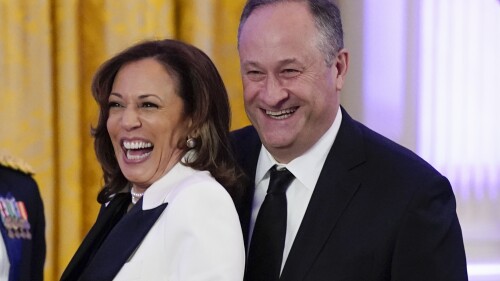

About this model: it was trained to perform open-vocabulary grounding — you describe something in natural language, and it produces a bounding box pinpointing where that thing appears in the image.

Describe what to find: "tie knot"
[267,165,295,194]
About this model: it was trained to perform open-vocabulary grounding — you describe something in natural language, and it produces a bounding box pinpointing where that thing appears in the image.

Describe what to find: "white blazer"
[113,162,245,281]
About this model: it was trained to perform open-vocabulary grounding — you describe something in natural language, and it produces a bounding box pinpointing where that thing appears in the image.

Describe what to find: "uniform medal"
[0,195,31,239]
[17,201,31,240]
[0,197,15,238]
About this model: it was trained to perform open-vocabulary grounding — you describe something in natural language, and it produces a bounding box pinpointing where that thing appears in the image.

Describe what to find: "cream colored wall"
[338,0,366,123]
[338,0,420,152]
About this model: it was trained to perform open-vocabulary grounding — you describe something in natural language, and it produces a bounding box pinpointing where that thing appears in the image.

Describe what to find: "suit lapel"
[60,193,131,281]
[232,126,261,248]
[281,109,366,280]
[78,198,168,281]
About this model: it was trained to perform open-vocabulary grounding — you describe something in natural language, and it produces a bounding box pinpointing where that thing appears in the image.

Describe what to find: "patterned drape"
[0,0,248,279]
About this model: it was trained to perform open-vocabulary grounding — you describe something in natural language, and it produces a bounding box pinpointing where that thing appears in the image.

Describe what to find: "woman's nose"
[121,107,141,130]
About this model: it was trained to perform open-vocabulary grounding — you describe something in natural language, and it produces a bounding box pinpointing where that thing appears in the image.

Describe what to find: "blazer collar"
[232,126,261,248]
[78,198,168,281]
[60,193,131,281]
[280,107,366,280]
[142,161,201,210]
[64,159,204,281]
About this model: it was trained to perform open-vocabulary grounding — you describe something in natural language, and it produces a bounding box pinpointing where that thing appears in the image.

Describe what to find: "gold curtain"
[0,0,249,279]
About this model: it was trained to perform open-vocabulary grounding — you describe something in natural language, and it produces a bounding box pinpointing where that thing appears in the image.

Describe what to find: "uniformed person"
[0,152,45,281]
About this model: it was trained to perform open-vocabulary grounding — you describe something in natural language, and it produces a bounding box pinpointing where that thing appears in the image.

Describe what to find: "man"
[232,0,468,280]
[0,152,46,281]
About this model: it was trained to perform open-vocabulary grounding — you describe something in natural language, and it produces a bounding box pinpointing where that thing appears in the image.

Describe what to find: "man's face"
[239,2,348,163]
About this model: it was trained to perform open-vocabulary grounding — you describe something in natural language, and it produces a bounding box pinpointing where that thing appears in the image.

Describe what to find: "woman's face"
[107,58,188,190]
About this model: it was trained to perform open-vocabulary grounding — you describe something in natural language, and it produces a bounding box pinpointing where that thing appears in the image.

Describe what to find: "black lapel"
[280,109,366,280]
[60,193,131,281]
[78,198,168,281]
[232,126,261,248]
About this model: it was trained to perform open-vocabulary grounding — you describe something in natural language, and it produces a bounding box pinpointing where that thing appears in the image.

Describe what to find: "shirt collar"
[141,152,199,210]
[255,108,342,190]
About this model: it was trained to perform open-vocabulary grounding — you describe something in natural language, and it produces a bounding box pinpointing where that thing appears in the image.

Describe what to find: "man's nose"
[262,75,288,106]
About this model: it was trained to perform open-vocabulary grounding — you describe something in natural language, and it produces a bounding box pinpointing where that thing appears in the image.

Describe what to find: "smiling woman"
[60,39,246,281]
[106,58,188,195]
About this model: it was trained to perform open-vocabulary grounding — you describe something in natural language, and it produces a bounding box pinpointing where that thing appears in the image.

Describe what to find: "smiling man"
[231,1,468,280]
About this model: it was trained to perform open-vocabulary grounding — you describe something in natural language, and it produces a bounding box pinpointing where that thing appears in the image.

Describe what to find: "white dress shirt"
[249,108,342,272]
[113,161,245,281]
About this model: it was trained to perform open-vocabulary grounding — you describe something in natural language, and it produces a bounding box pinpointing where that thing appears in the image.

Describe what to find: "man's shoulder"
[0,153,39,197]
[0,152,35,177]
[230,125,262,174]
[231,125,258,139]
[231,125,261,148]
[346,114,442,177]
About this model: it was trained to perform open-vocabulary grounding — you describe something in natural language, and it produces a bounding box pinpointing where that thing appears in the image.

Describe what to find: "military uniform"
[0,153,45,281]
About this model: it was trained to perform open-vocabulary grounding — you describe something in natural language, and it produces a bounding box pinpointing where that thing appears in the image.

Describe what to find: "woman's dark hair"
[92,39,244,203]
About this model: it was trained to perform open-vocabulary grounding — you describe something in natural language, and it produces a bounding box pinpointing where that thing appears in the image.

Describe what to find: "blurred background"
[0,0,498,280]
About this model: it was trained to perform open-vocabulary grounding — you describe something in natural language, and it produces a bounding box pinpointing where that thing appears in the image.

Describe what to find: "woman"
[61,39,245,281]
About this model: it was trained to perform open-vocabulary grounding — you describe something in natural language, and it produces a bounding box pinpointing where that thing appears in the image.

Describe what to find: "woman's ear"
[185,118,195,136]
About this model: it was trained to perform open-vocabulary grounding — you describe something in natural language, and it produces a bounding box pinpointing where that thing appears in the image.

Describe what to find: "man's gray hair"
[237,0,344,66]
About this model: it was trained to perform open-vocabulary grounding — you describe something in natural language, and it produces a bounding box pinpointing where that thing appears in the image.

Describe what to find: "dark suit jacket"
[0,165,46,281]
[60,194,167,281]
[232,108,468,281]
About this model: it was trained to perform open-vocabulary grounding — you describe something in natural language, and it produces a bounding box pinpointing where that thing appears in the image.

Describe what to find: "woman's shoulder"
[172,169,231,201]
[163,168,236,213]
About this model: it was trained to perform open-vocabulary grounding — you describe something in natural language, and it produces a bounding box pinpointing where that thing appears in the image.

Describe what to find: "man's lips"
[265,107,298,119]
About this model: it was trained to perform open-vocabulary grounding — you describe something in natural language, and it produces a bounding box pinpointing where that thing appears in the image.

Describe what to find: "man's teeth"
[266,108,296,119]
[123,141,153,149]
[126,150,151,160]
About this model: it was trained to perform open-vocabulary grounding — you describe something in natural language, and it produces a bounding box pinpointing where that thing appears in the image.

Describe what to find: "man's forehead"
[240,1,313,33]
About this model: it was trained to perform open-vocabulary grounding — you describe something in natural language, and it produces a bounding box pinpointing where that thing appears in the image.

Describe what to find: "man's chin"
[262,134,293,149]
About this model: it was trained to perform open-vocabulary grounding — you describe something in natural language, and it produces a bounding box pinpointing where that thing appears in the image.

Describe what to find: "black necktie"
[245,165,295,281]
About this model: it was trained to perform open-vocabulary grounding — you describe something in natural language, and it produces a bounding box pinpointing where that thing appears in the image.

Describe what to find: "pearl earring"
[186,137,196,149]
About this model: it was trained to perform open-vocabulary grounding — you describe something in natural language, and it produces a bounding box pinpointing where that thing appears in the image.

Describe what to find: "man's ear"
[335,48,349,91]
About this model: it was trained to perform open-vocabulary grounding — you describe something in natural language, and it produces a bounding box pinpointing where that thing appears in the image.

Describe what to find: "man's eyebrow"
[279,58,298,65]
[241,61,260,68]
[242,58,299,68]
